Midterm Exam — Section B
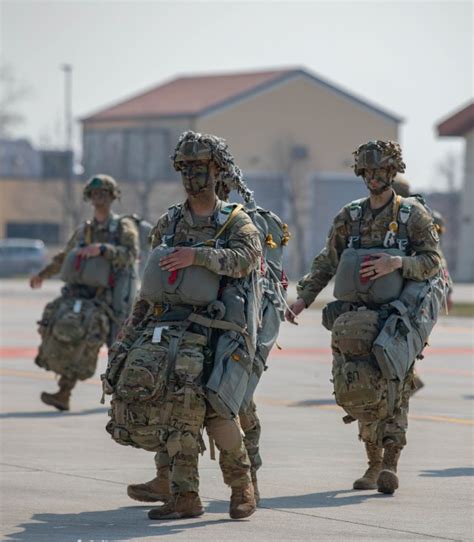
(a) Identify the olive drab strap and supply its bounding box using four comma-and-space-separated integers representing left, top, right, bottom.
397, 201, 412, 251
348, 202, 363, 248
202, 204, 244, 247
163, 205, 184, 247
79, 221, 93, 246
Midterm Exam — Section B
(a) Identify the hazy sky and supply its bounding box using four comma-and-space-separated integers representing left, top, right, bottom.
1, 0, 472, 190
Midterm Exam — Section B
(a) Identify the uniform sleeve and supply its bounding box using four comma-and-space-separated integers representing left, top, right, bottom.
401, 204, 441, 280
38, 228, 80, 279
193, 211, 262, 278
149, 212, 169, 249
101, 217, 139, 269
296, 209, 348, 307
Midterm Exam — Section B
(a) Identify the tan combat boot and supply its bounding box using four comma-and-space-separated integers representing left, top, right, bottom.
127, 467, 171, 503
229, 482, 256, 519
251, 469, 260, 505
377, 444, 402, 495
148, 492, 204, 520
40, 376, 75, 411
353, 442, 383, 490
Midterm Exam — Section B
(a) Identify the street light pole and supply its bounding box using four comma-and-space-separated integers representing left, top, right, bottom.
60, 63, 74, 241
60, 63, 72, 150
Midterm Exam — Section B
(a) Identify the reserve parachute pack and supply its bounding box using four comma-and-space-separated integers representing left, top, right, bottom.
35, 295, 110, 381
59, 214, 138, 340
329, 195, 448, 421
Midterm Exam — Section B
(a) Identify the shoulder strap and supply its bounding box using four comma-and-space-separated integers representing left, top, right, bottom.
163, 204, 184, 247
80, 221, 93, 246
347, 200, 364, 248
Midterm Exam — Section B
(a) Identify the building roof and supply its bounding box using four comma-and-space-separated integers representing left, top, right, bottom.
437, 101, 474, 137
82, 67, 402, 124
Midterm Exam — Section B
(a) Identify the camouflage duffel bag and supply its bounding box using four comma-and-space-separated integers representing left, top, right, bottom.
331, 309, 390, 423
35, 296, 110, 381
105, 325, 208, 454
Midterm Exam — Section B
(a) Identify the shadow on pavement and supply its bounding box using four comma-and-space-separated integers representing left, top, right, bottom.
419, 467, 474, 477
0, 407, 108, 419
288, 399, 336, 407
260, 489, 384, 509
4, 505, 237, 541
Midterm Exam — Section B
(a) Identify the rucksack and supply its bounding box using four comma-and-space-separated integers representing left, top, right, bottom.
123, 214, 153, 278
35, 296, 110, 381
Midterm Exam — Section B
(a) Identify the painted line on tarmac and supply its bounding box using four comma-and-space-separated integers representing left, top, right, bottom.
256, 396, 474, 426
3, 369, 473, 427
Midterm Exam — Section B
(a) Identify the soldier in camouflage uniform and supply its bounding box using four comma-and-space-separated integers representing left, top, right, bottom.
30, 175, 139, 410
116, 131, 261, 520
286, 141, 441, 494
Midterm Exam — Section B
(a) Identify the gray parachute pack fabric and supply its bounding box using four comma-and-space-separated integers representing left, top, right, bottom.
140, 245, 221, 306
328, 196, 447, 423
123, 214, 153, 279
60, 215, 138, 343
333, 247, 405, 306
60, 249, 111, 288
35, 296, 110, 381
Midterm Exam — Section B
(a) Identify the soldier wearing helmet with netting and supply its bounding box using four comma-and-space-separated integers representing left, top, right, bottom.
30, 174, 139, 411
286, 140, 445, 495
104, 131, 262, 520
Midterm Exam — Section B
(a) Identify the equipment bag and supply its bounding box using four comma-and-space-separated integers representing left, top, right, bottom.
105, 324, 207, 454
35, 296, 109, 381
373, 272, 447, 382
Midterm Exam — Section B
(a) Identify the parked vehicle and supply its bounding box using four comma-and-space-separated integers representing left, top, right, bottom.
0, 238, 48, 277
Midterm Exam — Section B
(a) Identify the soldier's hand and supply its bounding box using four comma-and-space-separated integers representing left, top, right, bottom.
159, 247, 196, 271
77, 244, 101, 258
285, 298, 306, 325
30, 275, 43, 289
359, 252, 402, 280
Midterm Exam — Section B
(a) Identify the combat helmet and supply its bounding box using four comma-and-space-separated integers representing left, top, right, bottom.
83, 174, 120, 201
353, 140, 406, 179
172, 131, 249, 199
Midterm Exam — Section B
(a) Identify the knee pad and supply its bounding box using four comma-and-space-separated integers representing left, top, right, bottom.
206, 416, 243, 451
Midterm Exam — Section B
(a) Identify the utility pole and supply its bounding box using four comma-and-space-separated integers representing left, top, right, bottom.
60, 63, 75, 240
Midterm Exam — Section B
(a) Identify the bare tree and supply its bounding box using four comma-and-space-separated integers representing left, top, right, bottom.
437, 151, 461, 192
0, 63, 32, 138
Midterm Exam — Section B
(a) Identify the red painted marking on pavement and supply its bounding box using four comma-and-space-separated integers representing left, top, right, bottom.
0, 347, 108, 359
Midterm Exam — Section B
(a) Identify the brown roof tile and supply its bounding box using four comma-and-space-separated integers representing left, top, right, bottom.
82, 69, 294, 121
437, 101, 474, 137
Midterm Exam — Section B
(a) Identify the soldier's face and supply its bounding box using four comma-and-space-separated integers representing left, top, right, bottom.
180, 160, 214, 196
89, 188, 113, 207
363, 168, 392, 195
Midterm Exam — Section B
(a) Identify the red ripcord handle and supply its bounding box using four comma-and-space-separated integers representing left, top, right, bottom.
168, 270, 178, 285
360, 255, 373, 284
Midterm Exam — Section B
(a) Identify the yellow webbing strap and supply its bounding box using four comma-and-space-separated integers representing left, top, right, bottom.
84, 221, 93, 245
392, 195, 402, 224
203, 204, 244, 247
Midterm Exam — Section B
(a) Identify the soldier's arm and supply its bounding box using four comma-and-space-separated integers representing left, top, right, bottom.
193, 211, 262, 278
296, 210, 348, 307
37, 228, 80, 279
101, 217, 139, 269
401, 204, 441, 280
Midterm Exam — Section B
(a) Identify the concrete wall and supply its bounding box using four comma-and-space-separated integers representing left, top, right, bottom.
455, 129, 474, 281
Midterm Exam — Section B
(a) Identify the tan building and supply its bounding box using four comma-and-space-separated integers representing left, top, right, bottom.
437, 101, 474, 281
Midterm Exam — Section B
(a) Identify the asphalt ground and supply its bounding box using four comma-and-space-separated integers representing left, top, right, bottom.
1, 279, 473, 542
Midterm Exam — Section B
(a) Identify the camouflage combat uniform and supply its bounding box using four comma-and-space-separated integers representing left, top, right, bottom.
297, 192, 441, 447
124, 197, 262, 497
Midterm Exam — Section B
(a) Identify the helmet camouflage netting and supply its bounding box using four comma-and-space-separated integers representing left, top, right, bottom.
352, 140, 406, 178
171, 131, 254, 202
